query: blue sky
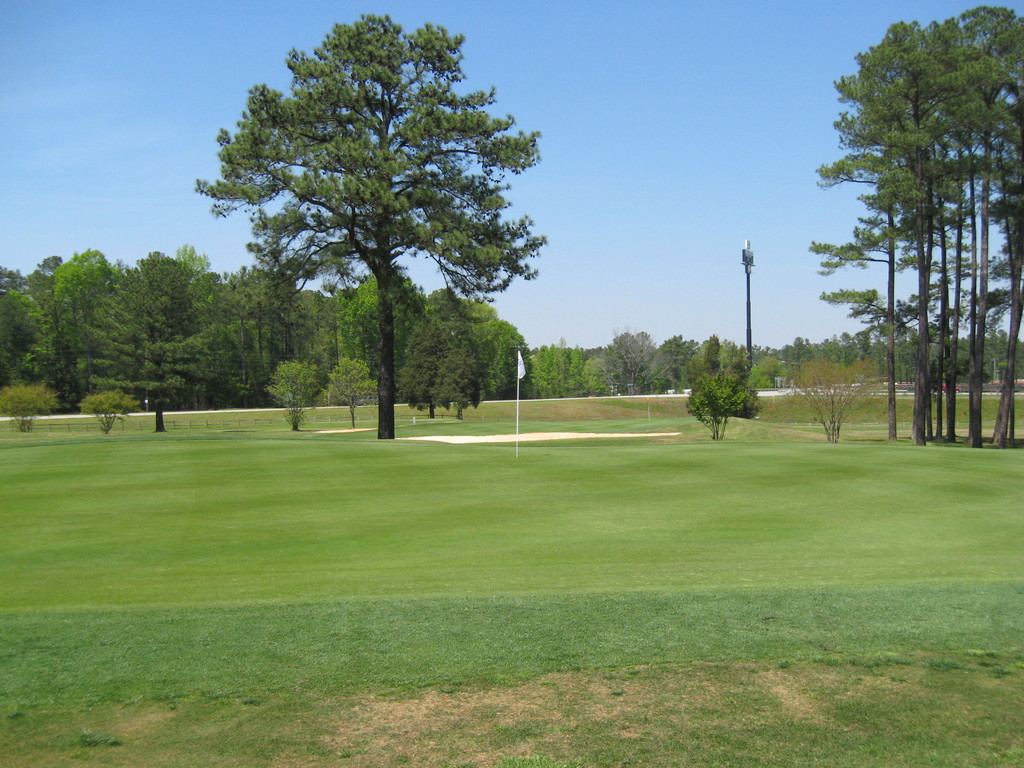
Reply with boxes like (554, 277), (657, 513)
(1, 0), (1008, 350)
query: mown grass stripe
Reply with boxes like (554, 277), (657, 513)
(2, 582), (1021, 706)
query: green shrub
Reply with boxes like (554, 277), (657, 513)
(79, 390), (141, 434)
(687, 374), (754, 440)
(267, 361), (321, 431)
(0, 383), (59, 432)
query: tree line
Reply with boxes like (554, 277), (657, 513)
(0, 248), (529, 428)
(2, 250), (1019, 418)
(815, 5), (1024, 447)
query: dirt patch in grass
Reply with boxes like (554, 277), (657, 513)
(759, 668), (839, 726)
(5, 660), (1021, 767)
(319, 664), (870, 767)
(323, 667), (690, 765)
(318, 661), (1024, 768)
(329, 679), (565, 764)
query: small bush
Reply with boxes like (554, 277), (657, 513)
(267, 361), (322, 431)
(79, 390), (140, 434)
(0, 383), (59, 432)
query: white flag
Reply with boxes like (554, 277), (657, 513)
(517, 350), (526, 379)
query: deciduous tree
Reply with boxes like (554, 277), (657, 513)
(529, 341), (599, 398)
(794, 360), (876, 443)
(658, 336), (700, 390)
(326, 358), (375, 428)
(0, 383), (58, 432)
(26, 256), (78, 407)
(599, 329), (664, 395)
(53, 250), (117, 397)
(398, 291), (483, 419)
(687, 375), (751, 441)
(335, 277), (424, 383)
(267, 361), (322, 431)
(79, 390), (140, 434)
(813, 212), (901, 441)
(0, 270), (35, 388)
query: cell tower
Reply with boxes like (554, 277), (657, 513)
(742, 240), (754, 366)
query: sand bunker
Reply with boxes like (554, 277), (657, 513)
(399, 432), (680, 444)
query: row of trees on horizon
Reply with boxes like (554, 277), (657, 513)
(1, 248), (1020, 416)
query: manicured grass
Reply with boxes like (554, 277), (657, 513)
(2, 427), (1022, 610)
(1, 419), (1022, 766)
(2, 583), (1022, 705)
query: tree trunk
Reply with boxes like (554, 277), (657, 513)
(239, 318), (249, 408)
(375, 265), (397, 440)
(993, 224), (1022, 447)
(946, 208), (965, 442)
(935, 202), (947, 440)
(968, 174), (989, 448)
(912, 155), (931, 446)
(886, 211), (898, 441)
(992, 308), (1020, 448)
(154, 403), (166, 433)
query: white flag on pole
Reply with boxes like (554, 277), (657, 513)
(516, 350), (524, 458)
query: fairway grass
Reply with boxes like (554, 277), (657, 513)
(2, 422), (1022, 766)
(2, 425), (1021, 609)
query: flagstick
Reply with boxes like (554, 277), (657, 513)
(515, 349), (525, 459)
(516, 373), (520, 459)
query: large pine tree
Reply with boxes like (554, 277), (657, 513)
(198, 15), (544, 438)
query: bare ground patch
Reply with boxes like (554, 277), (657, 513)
(7, 662), (1019, 768)
(318, 663), (895, 767)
